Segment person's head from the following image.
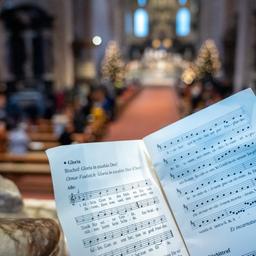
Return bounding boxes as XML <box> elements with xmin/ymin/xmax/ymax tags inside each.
<box><xmin>91</xmin><ymin>86</ymin><xmax>106</xmax><ymax>103</ymax></box>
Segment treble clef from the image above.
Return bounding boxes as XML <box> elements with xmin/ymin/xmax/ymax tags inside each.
<box><xmin>70</xmin><ymin>193</ymin><xmax>76</xmax><ymax>205</ymax></box>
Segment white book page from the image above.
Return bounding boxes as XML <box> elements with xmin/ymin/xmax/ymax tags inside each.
<box><xmin>144</xmin><ymin>89</ymin><xmax>256</xmax><ymax>256</ymax></box>
<box><xmin>46</xmin><ymin>140</ymin><xmax>188</xmax><ymax>256</ymax></box>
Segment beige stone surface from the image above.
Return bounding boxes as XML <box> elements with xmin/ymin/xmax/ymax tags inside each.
<box><xmin>0</xmin><ymin>218</ymin><xmax>60</xmax><ymax>256</ymax></box>
<box><xmin>23</xmin><ymin>199</ymin><xmax>69</xmax><ymax>256</ymax></box>
<box><xmin>0</xmin><ymin>200</ymin><xmax>68</xmax><ymax>256</ymax></box>
<box><xmin>0</xmin><ymin>176</ymin><xmax>68</xmax><ymax>256</ymax></box>
<box><xmin>0</xmin><ymin>175</ymin><xmax>23</xmax><ymax>213</ymax></box>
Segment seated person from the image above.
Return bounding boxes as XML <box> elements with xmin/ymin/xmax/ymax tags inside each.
<box><xmin>85</xmin><ymin>86</ymin><xmax>109</xmax><ymax>138</ymax></box>
<box><xmin>58</xmin><ymin>122</ymin><xmax>74</xmax><ymax>145</ymax></box>
<box><xmin>8</xmin><ymin>122</ymin><xmax>30</xmax><ymax>154</ymax></box>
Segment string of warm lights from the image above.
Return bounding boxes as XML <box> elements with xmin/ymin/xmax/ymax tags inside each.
<box><xmin>182</xmin><ymin>39</ymin><xmax>221</xmax><ymax>85</ymax></box>
<box><xmin>101</xmin><ymin>41</ymin><xmax>125</xmax><ymax>89</ymax></box>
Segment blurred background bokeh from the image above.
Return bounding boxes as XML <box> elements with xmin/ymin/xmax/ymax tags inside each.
<box><xmin>0</xmin><ymin>2</ymin><xmax>255</xmax><ymax>255</ymax></box>
<box><xmin>0</xmin><ymin>0</ymin><xmax>255</xmax><ymax>198</ymax></box>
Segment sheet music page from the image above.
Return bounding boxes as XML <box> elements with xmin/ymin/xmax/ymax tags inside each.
<box><xmin>46</xmin><ymin>140</ymin><xmax>188</xmax><ymax>256</ymax></box>
<box><xmin>144</xmin><ymin>89</ymin><xmax>256</xmax><ymax>256</ymax></box>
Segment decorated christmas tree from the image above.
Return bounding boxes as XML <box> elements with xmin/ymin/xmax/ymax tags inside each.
<box><xmin>101</xmin><ymin>41</ymin><xmax>125</xmax><ymax>89</ymax></box>
<box><xmin>181</xmin><ymin>39</ymin><xmax>221</xmax><ymax>85</ymax></box>
<box><xmin>181</xmin><ymin>64</ymin><xmax>198</xmax><ymax>85</ymax></box>
<box><xmin>195</xmin><ymin>39</ymin><xmax>221</xmax><ymax>79</ymax></box>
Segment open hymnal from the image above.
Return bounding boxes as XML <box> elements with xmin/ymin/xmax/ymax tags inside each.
<box><xmin>47</xmin><ymin>88</ymin><xmax>256</xmax><ymax>256</ymax></box>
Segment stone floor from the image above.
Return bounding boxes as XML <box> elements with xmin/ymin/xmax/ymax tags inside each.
<box><xmin>103</xmin><ymin>86</ymin><xmax>180</xmax><ymax>141</ymax></box>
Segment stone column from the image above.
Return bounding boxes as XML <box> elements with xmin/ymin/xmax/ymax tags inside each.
<box><xmin>0</xmin><ymin>22</ymin><xmax>10</xmax><ymax>82</ymax></box>
<box><xmin>91</xmin><ymin>0</ymin><xmax>115</xmax><ymax>71</ymax></box>
<box><xmin>23</xmin><ymin>30</ymin><xmax>34</xmax><ymax>79</ymax></box>
<box><xmin>199</xmin><ymin>0</ymin><xmax>227</xmax><ymax>56</ymax></box>
<box><xmin>112</xmin><ymin>0</ymin><xmax>125</xmax><ymax>48</ymax></box>
<box><xmin>72</xmin><ymin>0</ymin><xmax>94</xmax><ymax>82</ymax></box>
<box><xmin>51</xmin><ymin>0</ymin><xmax>74</xmax><ymax>89</ymax></box>
<box><xmin>233</xmin><ymin>0</ymin><xmax>254</xmax><ymax>91</ymax></box>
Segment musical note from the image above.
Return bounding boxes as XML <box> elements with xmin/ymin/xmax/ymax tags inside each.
<box><xmin>158</xmin><ymin>108</ymin><xmax>247</xmax><ymax>152</ymax></box>
<box><xmin>166</xmin><ymin>124</ymin><xmax>252</xmax><ymax>167</ymax></box>
<box><xmin>169</xmin><ymin>142</ymin><xmax>256</xmax><ymax>182</ymax></box>
<box><xmin>214</xmin><ymin>139</ymin><xmax>256</xmax><ymax>163</ymax></box>
<box><xmin>75</xmin><ymin>197</ymin><xmax>159</xmax><ymax>225</ymax></box>
<box><xmin>83</xmin><ymin>215</ymin><xmax>167</xmax><ymax>248</ymax></box>
<box><xmin>98</xmin><ymin>230</ymin><xmax>173</xmax><ymax>256</ymax></box>
<box><xmin>191</xmin><ymin>196</ymin><xmax>256</xmax><ymax>229</ymax></box>
<box><xmin>179</xmin><ymin>157</ymin><xmax>256</xmax><ymax>197</ymax></box>
<box><xmin>169</xmin><ymin>158</ymin><xmax>216</xmax><ymax>181</ymax></box>
<box><xmin>69</xmin><ymin>179</ymin><xmax>152</xmax><ymax>205</ymax></box>
<box><xmin>242</xmin><ymin>250</ymin><xmax>256</xmax><ymax>256</ymax></box>
<box><xmin>185</xmin><ymin>178</ymin><xmax>256</xmax><ymax>213</ymax></box>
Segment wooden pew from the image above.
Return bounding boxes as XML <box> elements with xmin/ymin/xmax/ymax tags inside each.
<box><xmin>2</xmin><ymin>172</ymin><xmax>53</xmax><ymax>199</ymax></box>
<box><xmin>0</xmin><ymin>162</ymin><xmax>50</xmax><ymax>174</ymax></box>
<box><xmin>0</xmin><ymin>161</ymin><xmax>53</xmax><ymax>198</ymax></box>
<box><xmin>28</xmin><ymin>131</ymin><xmax>59</xmax><ymax>150</ymax></box>
<box><xmin>29</xmin><ymin>132</ymin><xmax>58</xmax><ymax>142</ymax></box>
<box><xmin>29</xmin><ymin>141</ymin><xmax>59</xmax><ymax>151</ymax></box>
<box><xmin>0</xmin><ymin>152</ymin><xmax>48</xmax><ymax>163</ymax></box>
<box><xmin>28</xmin><ymin>118</ymin><xmax>54</xmax><ymax>133</ymax></box>
<box><xmin>36</xmin><ymin>123</ymin><xmax>53</xmax><ymax>133</ymax></box>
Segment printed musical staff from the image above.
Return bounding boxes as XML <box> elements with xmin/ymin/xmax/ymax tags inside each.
<box><xmin>191</xmin><ymin>196</ymin><xmax>256</xmax><ymax>229</ymax></box>
<box><xmin>184</xmin><ymin>178</ymin><xmax>256</xmax><ymax>212</ymax></box>
<box><xmin>98</xmin><ymin>230</ymin><xmax>173</xmax><ymax>256</ymax></box>
<box><xmin>178</xmin><ymin>157</ymin><xmax>256</xmax><ymax>197</ymax></box>
<box><xmin>242</xmin><ymin>250</ymin><xmax>256</xmax><ymax>256</ymax></box>
<box><xmin>214</xmin><ymin>139</ymin><xmax>256</xmax><ymax>163</ymax></box>
<box><xmin>143</xmin><ymin>92</ymin><xmax>256</xmax><ymax>256</ymax></box>
<box><xmin>168</xmin><ymin>140</ymin><xmax>256</xmax><ymax>181</ymax></box>
<box><xmin>69</xmin><ymin>179</ymin><xmax>152</xmax><ymax>205</ymax></box>
<box><xmin>83</xmin><ymin>215</ymin><xmax>167</xmax><ymax>248</ymax></box>
<box><xmin>157</xmin><ymin>108</ymin><xmax>247</xmax><ymax>153</ymax></box>
<box><xmin>165</xmin><ymin>124</ymin><xmax>252</xmax><ymax>166</ymax></box>
<box><xmin>169</xmin><ymin>158</ymin><xmax>216</xmax><ymax>181</ymax></box>
<box><xmin>75</xmin><ymin>197</ymin><xmax>159</xmax><ymax>225</ymax></box>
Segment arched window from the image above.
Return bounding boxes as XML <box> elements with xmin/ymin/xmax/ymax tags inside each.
<box><xmin>137</xmin><ymin>0</ymin><xmax>147</xmax><ymax>7</ymax></box>
<box><xmin>178</xmin><ymin>0</ymin><xmax>187</xmax><ymax>5</ymax></box>
<box><xmin>134</xmin><ymin>8</ymin><xmax>149</xmax><ymax>37</ymax></box>
<box><xmin>176</xmin><ymin>7</ymin><xmax>191</xmax><ymax>37</ymax></box>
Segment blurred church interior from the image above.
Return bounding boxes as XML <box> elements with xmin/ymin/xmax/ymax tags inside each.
<box><xmin>0</xmin><ymin>0</ymin><xmax>256</xmax><ymax>255</ymax></box>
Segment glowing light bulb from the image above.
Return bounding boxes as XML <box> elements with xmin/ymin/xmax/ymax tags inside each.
<box><xmin>92</xmin><ymin>36</ymin><xmax>102</xmax><ymax>46</ymax></box>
